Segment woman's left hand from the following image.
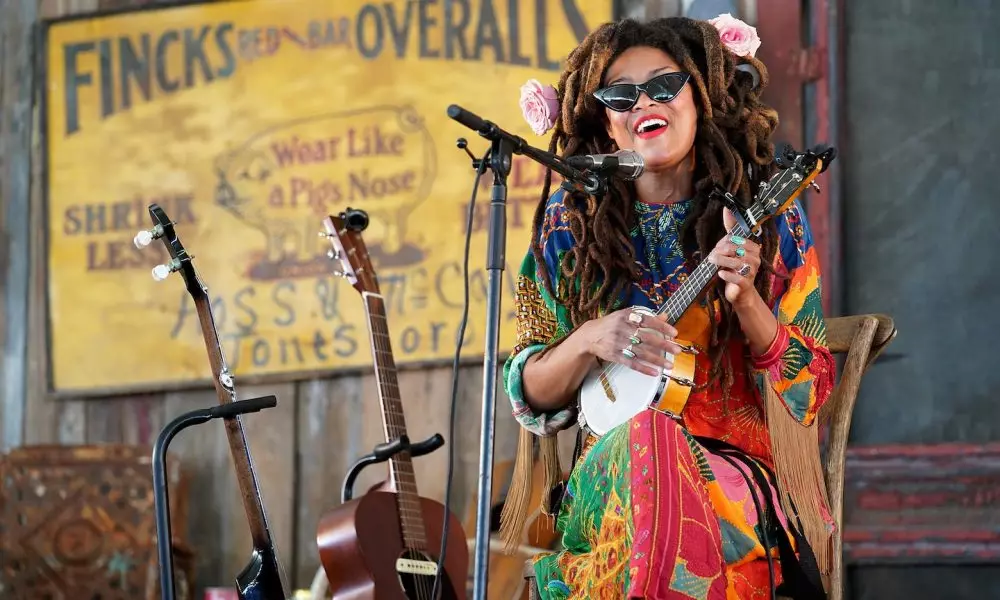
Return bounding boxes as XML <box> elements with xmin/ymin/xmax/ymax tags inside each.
<box><xmin>710</xmin><ymin>209</ymin><xmax>762</xmax><ymax>309</ymax></box>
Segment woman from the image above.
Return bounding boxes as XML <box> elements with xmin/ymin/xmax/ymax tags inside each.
<box><xmin>499</xmin><ymin>15</ymin><xmax>836</xmax><ymax>600</ymax></box>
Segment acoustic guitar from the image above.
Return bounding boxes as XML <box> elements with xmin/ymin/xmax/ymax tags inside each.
<box><xmin>138</xmin><ymin>204</ymin><xmax>289</xmax><ymax>599</ymax></box>
<box><xmin>577</xmin><ymin>145</ymin><xmax>837</xmax><ymax>437</ymax></box>
<box><xmin>315</xmin><ymin>208</ymin><xmax>469</xmax><ymax>599</ymax></box>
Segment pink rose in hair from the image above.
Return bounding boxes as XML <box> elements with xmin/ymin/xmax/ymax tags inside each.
<box><xmin>519</xmin><ymin>79</ymin><xmax>560</xmax><ymax>135</ymax></box>
<box><xmin>708</xmin><ymin>13</ymin><xmax>761</xmax><ymax>58</ymax></box>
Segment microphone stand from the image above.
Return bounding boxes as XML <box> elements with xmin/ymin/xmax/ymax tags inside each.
<box><xmin>446</xmin><ymin>104</ymin><xmax>604</xmax><ymax>600</ymax></box>
<box><xmin>151</xmin><ymin>395</ymin><xmax>278</xmax><ymax>600</ymax></box>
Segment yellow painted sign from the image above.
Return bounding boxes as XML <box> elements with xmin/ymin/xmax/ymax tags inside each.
<box><xmin>44</xmin><ymin>0</ymin><xmax>612</xmax><ymax>393</ymax></box>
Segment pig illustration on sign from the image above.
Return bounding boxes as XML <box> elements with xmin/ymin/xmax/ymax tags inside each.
<box><xmin>214</xmin><ymin>106</ymin><xmax>435</xmax><ymax>280</ymax></box>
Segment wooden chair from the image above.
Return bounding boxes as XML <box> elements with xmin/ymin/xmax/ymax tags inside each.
<box><xmin>522</xmin><ymin>313</ymin><xmax>897</xmax><ymax>600</ymax></box>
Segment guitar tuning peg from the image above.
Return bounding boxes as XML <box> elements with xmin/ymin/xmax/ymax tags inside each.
<box><xmin>809</xmin><ymin>181</ymin><xmax>822</xmax><ymax>193</ymax></box>
<box><xmin>318</xmin><ymin>231</ymin><xmax>332</xmax><ymax>238</ymax></box>
<box><xmin>134</xmin><ymin>230</ymin><xmax>153</xmax><ymax>248</ymax></box>
<box><xmin>326</xmin><ymin>248</ymin><xmax>341</xmax><ymax>260</ymax></box>
<box><xmin>151</xmin><ymin>265</ymin><xmax>171</xmax><ymax>281</ymax></box>
<box><xmin>134</xmin><ymin>224</ymin><xmax>164</xmax><ymax>249</ymax></box>
<box><xmin>151</xmin><ymin>259</ymin><xmax>181</xmax><ymax>281</ymax></box>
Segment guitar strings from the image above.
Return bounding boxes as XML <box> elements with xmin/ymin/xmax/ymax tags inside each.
<box><xmin>365</xmin><ymin>296</ymin><xmax>434</xmax><ymax>600</ymax></box>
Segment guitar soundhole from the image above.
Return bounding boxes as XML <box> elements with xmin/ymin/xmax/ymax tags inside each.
<box><xmin>395</xmin><ymin>549</ymin><xmax>456</xmax><ymax>600</ymax></box>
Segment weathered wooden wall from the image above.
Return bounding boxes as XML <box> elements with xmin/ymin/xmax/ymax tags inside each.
<box><xmin>0</xmin><ymin>0</ymin><xmax>583</xmax><ymax>593</ymax></box>
<box><xmin>0</xmin><ymin>0</ymin><xmax>819</xmax><ymax>593</ymax></box>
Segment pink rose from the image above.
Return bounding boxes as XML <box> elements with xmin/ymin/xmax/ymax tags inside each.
<box><xmin>519</xmin><ymin>79</ymin><xmax>560</xmax><ymax>136</ymax></box>
<box><xmin>708</xmin><ymin>13</ymin><xmax>761</xmax><ymax>58</ymax></box>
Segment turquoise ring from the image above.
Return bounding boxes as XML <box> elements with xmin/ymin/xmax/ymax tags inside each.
<box><xmin>736</xmin><ymin>247</ymin><xmax>746</xmax><ymax>257</ymax></box>
<box><xmin>730</xmin><ymin>234</ymin><xmax>746</xmax><ymax>246</ymax></box>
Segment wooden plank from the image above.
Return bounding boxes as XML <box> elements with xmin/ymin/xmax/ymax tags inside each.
<box><xmin>85</xmin><ymin>398</ymin><xmax>127</xmax><ymax>443</ymax></box>
<box><xmin>79</xmin><ymin>394</ymin><xmax>165</xmax><ymax>446</ymax></box>
<box><xmin>0</xmin><ymin>0</ymin><xmax>38</xmax><ymax>451</ymax></box>
<box><xmin>120</xmin><ymin>394</ymin><xmax>166</xmax><ymax>446</ymax></box>
<box><xmin>22</xmin><ymin>0</ymin><xmax>96</xmax><ymax>446</ymax></box>
<box><xmin>404</xmin><ymin>366</ymin><xmax>464</xmax><ymax>505</ymax></box>
<box><xmin>239</xmin><ymin>381</ymin><xmax>297</xmax><ymax>587</ymax></box>
<box><xmin>293</xmin><ymin>373</ymin><xmax>369</xmax><ymax>587</ymax></box>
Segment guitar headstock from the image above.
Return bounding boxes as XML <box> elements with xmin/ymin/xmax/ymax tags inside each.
<box><xmin>713</xmin><ymin>144</ymin><xmax>837</xmax><ymax>236</ymax></box>
<box><xmin>133</xmin><ymin>203</ymin><xmax>205</xmax><ymax>299</ymax></box>
<box><xmin>320</xmin><ymin>208</ymin><xmax>378</xmax><ymax>295</ymax></box>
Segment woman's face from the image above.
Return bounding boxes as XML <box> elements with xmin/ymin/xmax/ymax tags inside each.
<box><xmin>601</xmin><ymin>46</ymin><xmax>698</xmax><ymax>172</ymax></box>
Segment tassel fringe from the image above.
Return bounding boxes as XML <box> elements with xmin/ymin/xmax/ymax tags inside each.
<box><xmin>498</xmin><ymin>428</ymin><xmax>536</xmax><ymax>553</ymax></box>
<box><xmin>539</xmin><ymin>435</ymin><xmax>561</xmax><ymax>514</ymax></box>
<box><xmin>762</xmin><ymin>371</ymin><xmax>834</xmax><ymax>584</ymax></box>
<box><xmin>498</xmin><ymin>428</ymin><xmax>562</xmax><ymax>554</ymax></box>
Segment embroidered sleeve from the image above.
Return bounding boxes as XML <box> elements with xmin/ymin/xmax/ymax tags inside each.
<box><xmin>751</xmin><ymin>200</ymin><xmax>835</xmax><ymax>426</ymax></box>
<box><xmin>502</xmin><ymin>191</ymin><xmax>578</xmax><ymax>436</ymax></box>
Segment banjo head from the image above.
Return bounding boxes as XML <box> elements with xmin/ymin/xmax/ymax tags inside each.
<box><xmin>578</xmin><ymin>363</ymin><xmax>666</xmax><ymax>437</ymax></box>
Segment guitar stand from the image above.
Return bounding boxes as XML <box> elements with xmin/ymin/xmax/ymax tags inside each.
<box><xmin>341</xmin><ymin>433</ymin><xmax>445</xmax><ymax>503</ymax></box>
<box><xmin>151</xmin><ymin>395</ymin><xmax>279</xmax><ymax>600</ymax></box>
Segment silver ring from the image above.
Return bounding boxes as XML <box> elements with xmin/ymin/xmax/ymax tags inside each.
<box><xmin>737</xmin><ymin>263</ymin><xmax>752</xmax><ymax>277</ymax></box>
<box><xmin>621</xmin><ymin>345</ymin><xmax>636</xmax><ymax>359</ymax></box>
<box><xmin>627</xmin><ymin>310</ymin><xmax>643</xmax><ymax>325</ymax></box>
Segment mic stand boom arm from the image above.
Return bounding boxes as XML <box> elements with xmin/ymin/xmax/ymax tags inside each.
<box><xmin>446</xmin><ymin>104</ymin><xmax>604</xmax><ymax>600</ymax></box>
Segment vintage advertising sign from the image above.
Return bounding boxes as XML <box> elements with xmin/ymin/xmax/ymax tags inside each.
<box><xmin>44</xmin><ymin>0</ymin><xmax>612</xmax><ymax>394</ymax></box>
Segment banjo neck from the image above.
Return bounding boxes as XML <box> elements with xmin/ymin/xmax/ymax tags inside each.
<box><xmin>655</xmin><ymin>221</ymin><xmax>751</xmax><ymax>325</ymax></box>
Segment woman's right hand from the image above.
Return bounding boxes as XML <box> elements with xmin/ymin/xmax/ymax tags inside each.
<box><xmin>577</xmin><ymin>306</ymin><xmax>683</xmax><ymax>377</ymax></box>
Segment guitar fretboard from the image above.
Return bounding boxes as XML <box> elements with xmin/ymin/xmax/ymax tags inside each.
<box><xmin>656</xmin><ymin>221</ymin><xmax>751</xmax><ymax>324</ymax></box>
<box><xmin>362</xmin><ymin>292</ymin><xmax>428</xmax><ymax>551</ymax></box>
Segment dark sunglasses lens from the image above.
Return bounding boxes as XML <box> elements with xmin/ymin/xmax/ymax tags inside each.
<box><xmin>597</xmin><ymin>85</ymin><xmax>639</xmax><ymax>111</ymax></box>
<box><xmin>647</xmin><ymin>73</ymin><xmax>687</xmax><ymax>102</ymax></box>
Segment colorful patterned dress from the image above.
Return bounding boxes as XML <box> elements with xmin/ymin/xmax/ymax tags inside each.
<box><xmin>503</xmin><ymin>191</ymin><xmax>836</xmax><ymax>599</ymax></box>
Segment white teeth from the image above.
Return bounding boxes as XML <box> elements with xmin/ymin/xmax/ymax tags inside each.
<box><xmin>636</xmin><ymin>118</ymin><xmax>667</xmax><ymax>133</ymax></box>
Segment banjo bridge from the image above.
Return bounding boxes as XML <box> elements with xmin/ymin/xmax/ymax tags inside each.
<box><xmin>667</xmin><ymin>374</ymin><xmax>695</xmax><ymax>387</ymax></box>
<box><xmin>599</xmin><ymin>373</ymin><xmax>618</xmax><ymax>403</ymax></box>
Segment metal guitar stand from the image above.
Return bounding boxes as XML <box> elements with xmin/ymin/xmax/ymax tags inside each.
<box><xmin>340</xmin><ymin>433</ymin><xmax>445</xmax><ymax>503</ymax></box>
<box><xmin>151</xmin><ymin>395</ymin><xmax>279</xmax><ymax>600</ymax></box>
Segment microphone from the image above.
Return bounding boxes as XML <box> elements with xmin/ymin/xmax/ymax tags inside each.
<box><xmin>565</xmin><ymin>150</ymin><xmax>645</xmax><ymax>180</ymax></box>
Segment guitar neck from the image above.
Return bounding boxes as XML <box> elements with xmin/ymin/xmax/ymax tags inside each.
<box><xmin>362</xmin><ymin>292</ymin><xmax>429</xmax><ymax>550</ymax></box>
<box><xmin>193</xmin><ymin>289</ymin><xmax>276</xmax><ymax>551</ymax></box>
<box><xmin>656</xmin><ymin>222</ymin><xmax>751</xmax><ymax>325</ymax></box>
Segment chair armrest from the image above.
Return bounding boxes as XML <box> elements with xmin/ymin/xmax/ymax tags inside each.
<box><xmin>523</xmin><ymin>559</ymin><xmax>539</xmax><ymax>600</ymax></box>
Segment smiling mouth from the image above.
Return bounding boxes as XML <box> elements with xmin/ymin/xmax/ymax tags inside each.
<box><xmin>635</xmin><ymin>118</ymin><xmax>667</xmax><ymax>134</ymax></box>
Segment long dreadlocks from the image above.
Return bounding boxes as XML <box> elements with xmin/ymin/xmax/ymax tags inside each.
<box><xmin>531</xmin><ymin>16</ymin><xmax>782</xmax><ymax>389</ymax></box>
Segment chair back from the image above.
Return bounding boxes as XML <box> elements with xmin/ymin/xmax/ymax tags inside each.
<box><xmin>818</xmin><ymin>314</ymin><xmax>897</xmax><ymax>600</ymax></box>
